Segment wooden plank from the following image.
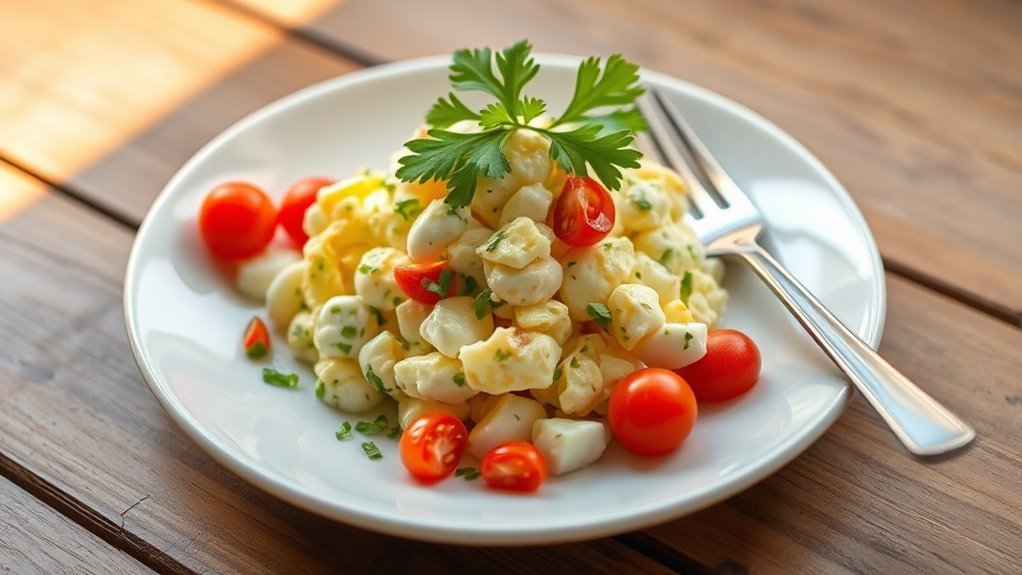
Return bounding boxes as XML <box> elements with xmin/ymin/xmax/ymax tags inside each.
<box><xmin>0</xmin><ymin>163</ymin><xmax>675</xmax><ymax>574</ymax></box>
<box><xmin>0</xmin><ymin>0</ymin><xmax>357</xmax><ymax>223</ymax></box>
<box><xmin>0</xmin><ymin>475</ymin><xmax>152</xmax><ymax>575</ymax></box>
<box><xmin>249</xmin><ymin>0</ymin><xmax>1022</xmax><ymax>320</ymax></box>
<box><xmin>643</xmin><ymin>273</ymin><xmax>1022</xmax><ymax>574</ymax></box>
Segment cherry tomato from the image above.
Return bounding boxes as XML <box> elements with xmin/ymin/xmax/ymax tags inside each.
<box><xmin>242</xmin><ymin>316</ymin><xmax>271</xmax><ymax>360</ymax></box>
<box><xmin>393</xmin><ymin>262</ymin><xmax>457</xmax><ymax>305</ymax></box>
<box><xmin>399</xmin><ymin>413</ymin><xmax>468</xmax><ymax>483</ymax></box>
<box><xmin>198</xmin><ymin>182</ymin><xmax>277</xmax><ymax>260</ymax></box>
<box><xmin>480</xmin><ymin>441</ymin><xmax>546</xmax><ymax>493</ymax></box>
<box><xmin>278</xmin><ymin>177</ymin><xmax>334</xmax><ymax>246</ymax></box>
<box><xmin>608</xmin><ymin>368</ymin><xmax>697</xmax><ymax>456</ymax></box>
<box><xmin>549</xmin><ymin>176</ymin><xmax>615</xmax><ymax>247</ymax></box>
<box><xmin>675</xmin><ymin>329</ymin><xmax>761</xmax><ymax>402</ymax></box>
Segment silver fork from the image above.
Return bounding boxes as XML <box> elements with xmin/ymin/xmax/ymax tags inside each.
<box><xmin>636</xmin><ymin>89</ymin><xmax>975</xmax><ymax>456</ymax></box>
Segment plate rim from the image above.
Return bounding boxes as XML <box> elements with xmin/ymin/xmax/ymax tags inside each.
<box><xmin>123</xmin><ymin>53</ymin><xmax>887</xmax><ymax>545</ymax></box>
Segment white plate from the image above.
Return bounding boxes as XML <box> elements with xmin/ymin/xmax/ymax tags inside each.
<box><xmin>124</xmin><ymin>55</ymin><xmax>885</xmax><ymax>545</ymax></box>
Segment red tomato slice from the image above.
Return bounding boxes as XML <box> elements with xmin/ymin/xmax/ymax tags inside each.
<box><xmin>198</xmin><ymin>182</ymin><xmax>278</xmax><ymax>260</ymax></box>
<box><xmin>480</xmin><ymin>441</ymin><xmax>546</xmax><ymax>493</ymax></box>
<box><xmin>278</xmin><ymin>177</ymin><xmax>334</xmax><ymax>247</ymax></box>
<box><xmin>608</xmin><ymin>368</ymin><xmax>697</xmax><ymax>456</ymax></box>
<box><xmin>550</xmin><ymin>176</ymin><xmax>615</xmax><ymax>247</ymax></box>
<box><xmin>675</xmin><ymin>329</ymin><xmax>761</xmax><ymax>402</ymax></box>
<box><xmin>393</xmin><ymin>262</ymin><xmax>457</xmax><ymax>305</ymax></box>
<box><xmin>243</xmin><ymin>317</ymin><xmax>271</xmax><ymax>359</ymax></box>
<box><xmin>399</xmin><ymin>413</ymin><xmax>468</xmax><ymax>483</ymax></box>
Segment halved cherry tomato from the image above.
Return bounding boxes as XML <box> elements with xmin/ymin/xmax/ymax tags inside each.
<box><xmin>549</xmin><ymin>176</ymin><xmax>615</xmax><ymax>247</ymax></box>
<box><xmin>399</xmin><ymin>413</ymin><xmax>468</xmax><ymax>483</ymax></box>
<box><xmin>393</xmin><ymin>262</ymin><xmax>457</xmax><ymax>305</ymax></box>
<box><xmin>480</xmin><ymin>441</ymin><xmax>546</xmax><ymax>493</ymax></box>
<box><xmin>278</xmin><ymin>177</ymin><xmax>334</xmax><ymax>247</ymax></box>
<box><xmin>243</xmin><ymin>316</ymin><xmax>270</xmax><ymax>360</ymax></box>
<box><xmin>198</xmin><ymin>182</ymin><xmax>277</xmax><ymax>260</ymax></box>
<box><xmin>675</xmin><ymin>329</ymin><xmax>761</xmax><ymax>402</ymax></box>
<box><xmin>608</xmin><ymin>368</ymin><xmax>697</xmax><ymax>456</ymax></box>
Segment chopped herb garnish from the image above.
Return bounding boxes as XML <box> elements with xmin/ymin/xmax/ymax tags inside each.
<box><xmin>494</xmin><ymin>348</ymin><xmax>511</xmax><ymax>362</ymax></box>
<box><xmin>330</xmin><ymin>305</ymin><xmax>341</xmax><ymax>314</ymax></box>
<box><xmin>635</xmin><ymin>271</ymin><xmax>642</xmax><ymax>280</ymax></box>
<box><xmin>462</xmin><ymin>274</ymin><xmax>479</xmax><ymax>295</ymax></box>
<box><xmin>336</xmin><ymin>342</ymin><xmax>352</xmax><ymax>354</ymax></box>
<box><xmin>586</xmin><ymin>302</ymin><xmax>612</xmax><ymax>327</ymax></box>
<box><xmin>246</xmin><ymin>341</ymin><xmax>267</xmax><ymax>359</ymax></box>
<box><xmin>659</xmin><ymin>248</ymin><xmax>675</xmax><ymax>268</ymax></box>
<box><xmin>424</xmin><ymin>268</ymin><xmax>455</xmax><ymax>298</ymax></box>
<box><xmin>315</xmin><ymin>379</ymin><xmax>326</xmax><ymax>399</ymax></box>
<box><xmin>684</xmin><ymin>331</ymin><xmax>694</xmax><ymax>350</ymax></box>
<box><xmin>632</xmin><ymin>191</ymin><xmax>653</xmax><ymax>211</ymax></box>
<box><xmin>553</xmin><ymin>365</ymin><xmax>564</xmax><ymax>381</ymax></box>
<box><xmin>395</xmin><ymin>41</ymin><xmax>644</xmax><ymax>209</ymax></box>
<box><xmin>357</xmin><ymin>264</ymin><xmax>377</xmax><ymax>274</ymax></box>
<box><xmin>686</xmin><ymin>244</ymin><xmax>698</xmax><ymax>261</ymax></box>
<box><xmin>680</xmin><ymin>270</ymin><xmax>693</xmax><ymax>302</ymax></box>
<box><xmin>484</xmin><ymin>229</ymin><xmax>508</xmax><ymax>252</ymax></box>
<box><xmin>341</xmin><ymin>325</ymin><xmax>357</xmax><ymax>338</ymax></box>
<box><xmin>474</xmin><ymin>288</ymin><xmax>494</xmax><ymax>319</ymax></box>
<box><xmin>361</xmin><ymin>441</ymin><xmax>383</xmax><ymax>460</ymax></box>
<box><xmin>513</xmin><ymin>413</ymin><xmax>521</xmax><ymax>421</ymax></box>
<box><xmin>335</xmin><ymin>421</ymin><xmax>352</xmax><ymax>440</ymax></box>
<box><xmin>395</xmin><ymin>334</ymin><xmax>412</xmax><ymax>351</ymax></box>
<box><xmin>365</xmin><ymin>365</ymin><xmax>388</xmax><ymax>393</ymax></box>
<box><xmin>455</xmin><ymin>466</ymin><xmax>481</xmax><ymax>481</ymax></box>
<box><xmin>640</xmin><ymin>302</ymin><xmax>653</xmax><ymax>311</ymax></box>
<box><xmin>387</xmin><ymin>426</ymin><xmax>402</xmax><ymax>439</ymax></box>
<box><xmin>262</xmin><ymin>367</ymin><xmax>299</xmax><ymax>388</ymax></box>
<box><xmin>356</xmin><ymin>415</ymin><xmax>390</xmax><ymax>435</ymax></box>
<box><xmin>394</xmin><ymin>198</ymin><xmax>421</xmax><ymax>220</ymax></box>
<box><xmin>567</xmin><ymin>261</ymin><xmax>577</xmax><ymax>267</ymax></box>
<box><xmin>602</xmin><ymin>242</ymin><xmax>614</xmax><ymax>251</ymax></box>
<box><xmin>453</xmin><ymin>373</ymin><xmax>466</xmax><ymax>387</ymax></box>
<box><xmin>570</xmin><ymin>356</ymin><xmax>581</xmax><ymax>369</ymax></box>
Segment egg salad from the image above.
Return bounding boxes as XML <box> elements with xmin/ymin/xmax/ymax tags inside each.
<box><xmin>257</xmin><ymin>128</ymin><xmax>727</xmax><ymax>475</ymax></box>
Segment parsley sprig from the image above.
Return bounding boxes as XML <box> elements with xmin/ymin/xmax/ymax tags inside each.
<box><xmin>396</xmin><ymin>40</ymin><xmax>645</xmax><ymax>209</ymax></box>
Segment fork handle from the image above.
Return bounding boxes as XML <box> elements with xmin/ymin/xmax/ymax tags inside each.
<box><xmin>728</xmin><ymin>241</ymin><xmax>975</xmax><ymax>456</ymax></box>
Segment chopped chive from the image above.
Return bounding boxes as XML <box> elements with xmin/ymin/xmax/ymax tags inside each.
<box><xmin>474</xmin><ymin>288</ymin><xmax>493</xmax><ymax>319</ymax></box>
<box><xmin>632</xmin><ymin>191</ymin><xmax>653</xmax><ymax>211</ymax></box>
<box><xmin>570</xmin><ymin>356</ymin><xmax>581</xmax><ymax>369</ymax></box>
<box><xmin>494</xmin><ymin>348</ymin><xmax>511</xmax><ymax>362</ymax></box>
<box><xmin>336</xmin><ymin>342</ymin><xmax>352</xmax><ymax>354</ymax></box>
<box><xmin>387</xmin><ymin>426</ymin><xmax>402</xmax><ymax>439</ymax></box>
<box><xmin>680</xmin><ymin>270</ymin><xmax>693</xmax><ymax>302</ymax></box>
<box><xmin>640</xmin><ymin>302</ymin><xmax>653</xmax><ymax>311</ymax></box>
<box><xmin>394</xmin><ymin>198</ymin><xmax>421</xmax><ymax>220</ymax></box>
<box><xmin>684</xmin><ymin>331</ymin><xmax>694</xmax><ymax>350</ymax></box>
<box><xmin>659</xmin><ymin>248</ymin><xmax>676</xmax><ymax>268</ymax></box>
<box><xmin>369</xmin><ymin>306</ymin><xmax>386</xmax><ymax>327</ymax></box>
<box><xmin>462</xmin><ymin>274</ymin><xmax>478</xmax><ymax>295</ymax></box>
<box><xmin>357</xmin><ymin>264</ymin><xmax>376</xmax><ymax>274</ymax></box>
<box><xmin>356</xmin><ymin>414</ymin><xmax>390</xmax><ymax>435</ymax></box>
<box><xmin>455</xmin><ymin>467</ymin><xmax>480</xmax><ymax>481</ymax></box>
<box><xmin>361</xmin><ymin>441</ymin><xmax>383</xmax><ymax>460</ymax></box>
<box><xmin>341</xmin><ymin>325</ymin><xmax>357</xmax><ymax>338</ymax></box>
<box><xmin>365</xmin><ymin>365</ymin><xmax>388</xmax><ymax>393</ymax></box>
<box><xmin>453</xmin><ymin>373</ymin><xmax>466</xmax><ymax>387</ymax></box>
<box><xmin>552</xmin><ymin>365</ymin><xmax>563</xmax><ymax>382</ymax></box>
<box><xmin>335</xmin><ymin>421</ymin><xmax>352</xmax><ymax>440</ymax></box>
<box><xmin>262</xmin><ymin>367</ymin><xmax>299</xmax><ymax>388</ymax></box>
<box><xmin>484</xmin><ymin>230</ymin><xmax>508</xmax><ymax>252</ymax></box>
<box><xmin>315</xmin><ymin>379</ymin><xmax>326</xmax><ymax>399</ymax></box>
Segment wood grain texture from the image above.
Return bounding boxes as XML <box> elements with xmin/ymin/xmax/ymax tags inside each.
<box><xmin>256</xmin><ymin>0</ymin><xmax>1022</xmax><ymax>321</ymax></box>
<box><xmin>0</xmin><ymin>0</ymin><xmax>356</xmax><ymax>223</ymax></box>
<box><xmin>0</xmin><ymin>476</ymin><xmax>152</xmax><ymax>575</ymax></box>
<box><xmin>0</xmin><ymin>163</ymin><xmax>674</xmax><ymax>575</ymax></box>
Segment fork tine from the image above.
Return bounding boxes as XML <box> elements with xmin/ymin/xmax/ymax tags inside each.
<box><xmin>636</xmin><ymin>94</ymin><xmax>719</xmax><ymax>218</ymax></box>
<box><xmin>649</xmin><ymin>89</ymin><xmax>751</xmax><ymax>210</ymax></box>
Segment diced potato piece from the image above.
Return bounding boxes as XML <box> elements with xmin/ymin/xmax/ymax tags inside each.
<box><xmin>633</xmin><ymin>322</ymin><xmax>708</xmax><ymax>369</ymax></box>
<box><xmin>477</xmin><ymin>217</ymin><xmax>551</xmax><ymax>270</ymax></box>
<box><xmin>357</xmin><ymin>331</ymin><xmax>406</xmax><ymax>401</ymax></box>
<box><xmin>559</xmin><ymin>237</ymin><xmax>635</xmax><ymax>321</ymax></box>
<box><xmin>446</xmin><ymin>225</ymin><xmax>493</xmax><ymax>288</ymax></box>
<box><xmin>617</xmin><ymin>181</ymin><xmax>672</xmax><ymax>233</ymax></box>
<box><xmin>632</xmin><ymin>252</ymin><xmax>681</xmax><ymax>306</ymax></box>
<box><xmin>406</xmin><ymin>199</ymin><xmax>470</xmax><ymax>263</ymax></box>
<box><xmin>467</xmin><ymin>395</ymin><xmax>546</xmax><ymax>459</ymax></box>
<box><xmin>314</xmin><ymin>357</ymin><xmax>385</xmax><ymax>413</ymax></box>
<box><xmin>353</xmin><ymin>247</ymin><xmax>410</xmax><ymax>311</ymax></box>
<box><xmin>532</xmin><ymin>418</ymin><xmax>607</xmax><ymax>475</ymax></box>
<box><xmin>460</xmin><ymin>328</ymin><xmax>561</xmax><ymax>394</ymax></box>
<box><xmin>483</xmin><ymin>257</ymin><xmax>562</xmax><ymax>307</ymax></box>
<box><xmin>498</xmin><ymin>183</ymin><xmax>553</xmax><ymax>227</ymax></box>
<box><xmin>394</xmin><ymin>300</ymin><xmax>434</xmax><ymax>356</ymax></box>
<box><xmin>608</xmin><ymin>284</ymin><xmax>666</xmax><ymax>351</ymax></box>
<box><xmin>393</xmin><ymin>352</ymin><xmax>477</xmax><ymax>404</ymax></box>
<box><xmin>418</xmin><ymin>297</ymin><xmax>495</xmax><ymax>358</ymax></box>
<box><xmin>314</xmin><ymin>295</ymin><xmax>374</xmax><ymax>359</ymax></box>
<box><xmin>513</xmin><ymin>300</ymin><xmax>573</xmax><ymax>345</ymax></box>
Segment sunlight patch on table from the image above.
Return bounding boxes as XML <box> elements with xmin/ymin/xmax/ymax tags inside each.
<box><xmin>230</xmin><ymin>0</ymin><xmax>344</xmax><ymax>27</ymax></box>
<box><xmin>0</xmin><ymin>163</ymin><xmax>47</xmax><ymax>223</ymax></box>
<box><xmin>0</xmin><ymin>0</ymin><xmax>287</xmax><ymax>180</ymax></box>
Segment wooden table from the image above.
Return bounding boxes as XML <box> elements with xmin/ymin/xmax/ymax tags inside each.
<box><xmin>1</xmin><ymin>1</ymin><xmax>1020</xmax><ymax>573</ymax></box>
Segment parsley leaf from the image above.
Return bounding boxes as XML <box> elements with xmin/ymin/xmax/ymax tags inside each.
<box><xmin>262</xmin><ymin>368</ymin><xmax>299</xmax><ymax>389</ymax></box>
<box><xmin>396</xmin><ymin>40</ymin><xmax>644</xmax><ymax>209</ymax></box>
<box><xmin>356</xmin><ymin>415</ymin><xmax>389</xmax><ymax>435</ymax></box>
<box><xmin>365</xmin><ymin>365</ymin><xmax>389</xmax><ymax>394</ymax></box>
<box><xmin>586</xmin><ymin>303</ymin><xmax>613</xmax><ymax>327</ymax></box>
<box><xmin>361</xmin><ymin>441</ymin><xmax>383</xmax><ymax>460</ymax></box>
<box><xmin>335</xmin><ymin>421</ymin><xmax>352</xmax><ymax>440</ymax></box>
<box><xmin>680</xmin><ymin>270</ymin><xmax>693</xmax><ymax>302</ymax></box>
